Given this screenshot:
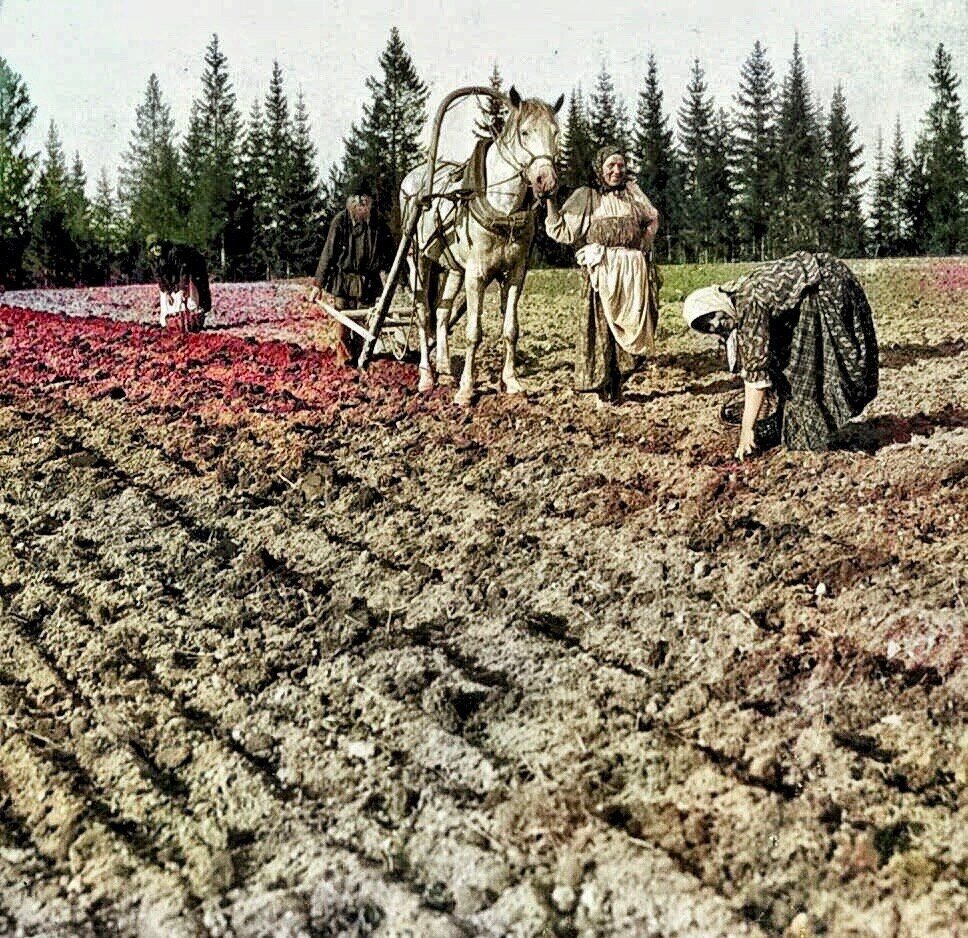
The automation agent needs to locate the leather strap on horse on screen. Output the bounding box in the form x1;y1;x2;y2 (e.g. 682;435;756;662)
461;139;534;236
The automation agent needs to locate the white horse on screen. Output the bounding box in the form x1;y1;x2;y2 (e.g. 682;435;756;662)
400;87;563;405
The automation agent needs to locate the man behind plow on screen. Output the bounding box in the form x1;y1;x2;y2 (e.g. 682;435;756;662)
309;180;395;366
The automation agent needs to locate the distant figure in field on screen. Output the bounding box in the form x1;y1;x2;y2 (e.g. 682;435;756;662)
684;251;879;459
147;235;211;333
309;180;395;366
544;144;661;404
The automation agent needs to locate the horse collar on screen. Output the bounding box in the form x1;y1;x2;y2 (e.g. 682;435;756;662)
462;139;535;236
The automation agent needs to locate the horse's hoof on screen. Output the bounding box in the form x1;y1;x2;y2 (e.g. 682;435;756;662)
438;373;456;387
418;370;435;393
453;388;474;407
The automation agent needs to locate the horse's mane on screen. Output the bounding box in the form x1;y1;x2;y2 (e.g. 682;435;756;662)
501;97;559;138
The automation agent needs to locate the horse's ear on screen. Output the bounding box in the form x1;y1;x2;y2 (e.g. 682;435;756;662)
552;93;565;114
508;86;522;108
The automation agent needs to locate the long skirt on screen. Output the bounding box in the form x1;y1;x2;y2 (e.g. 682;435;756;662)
575;247;660;397
776;257;879;450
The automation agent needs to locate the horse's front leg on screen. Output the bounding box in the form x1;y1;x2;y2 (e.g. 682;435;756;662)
435;268;464;386
500;269;527;395
414;260;435;393
455;272;485;407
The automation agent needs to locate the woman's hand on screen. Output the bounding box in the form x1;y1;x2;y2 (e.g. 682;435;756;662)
735;383;767;460
735;427;757;460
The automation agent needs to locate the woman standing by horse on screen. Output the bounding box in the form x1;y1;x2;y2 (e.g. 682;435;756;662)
545;145;661;404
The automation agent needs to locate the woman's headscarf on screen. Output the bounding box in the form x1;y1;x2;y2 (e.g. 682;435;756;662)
684;285;740;372
596;144;623;172
596;144;627;191
683;286;735;333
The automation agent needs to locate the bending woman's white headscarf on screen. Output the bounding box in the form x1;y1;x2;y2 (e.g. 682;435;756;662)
683;286;740;372
683;286;735;330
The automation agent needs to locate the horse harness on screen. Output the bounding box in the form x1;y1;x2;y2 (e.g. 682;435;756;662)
412;137;548;263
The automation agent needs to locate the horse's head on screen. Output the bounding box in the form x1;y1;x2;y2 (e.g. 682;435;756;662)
499;86;564;199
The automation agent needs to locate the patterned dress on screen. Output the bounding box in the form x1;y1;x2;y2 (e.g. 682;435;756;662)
546;182;660;397
725;252;879;450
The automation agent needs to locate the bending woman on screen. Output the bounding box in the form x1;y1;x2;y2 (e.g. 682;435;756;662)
545;145;661;403
684;251;879;458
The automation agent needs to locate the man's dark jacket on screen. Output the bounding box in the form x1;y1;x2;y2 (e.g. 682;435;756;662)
313;210;394;304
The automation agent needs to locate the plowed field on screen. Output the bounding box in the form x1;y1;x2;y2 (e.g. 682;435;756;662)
0;259;965;937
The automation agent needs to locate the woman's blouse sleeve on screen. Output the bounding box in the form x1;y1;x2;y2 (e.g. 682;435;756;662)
545;187;594;245
735;284;773;388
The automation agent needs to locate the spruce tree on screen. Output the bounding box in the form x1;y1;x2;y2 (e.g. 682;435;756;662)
475;62;507;139
283;92;322;276
708;109;737;260
921;43;967;253
259;61;293;277
886;119;910;254
67;151;97;281
90;168;125;280
905;138;931;253
589;64;628;154
561;87;596;190
237;99;267;278
119;73;184;247
823;85;866;256
319;161;347;224
774;39;825;251
0;56;37;285
340;28;429;232
677;59;717;260
183;34;242;274
733;41;776;259
26;122;79;285
633;54;680;258
869;131;892;256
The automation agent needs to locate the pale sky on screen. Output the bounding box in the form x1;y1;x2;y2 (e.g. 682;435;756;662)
3;0;967;193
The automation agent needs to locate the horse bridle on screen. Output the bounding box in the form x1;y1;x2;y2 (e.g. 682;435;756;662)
492;116;559;186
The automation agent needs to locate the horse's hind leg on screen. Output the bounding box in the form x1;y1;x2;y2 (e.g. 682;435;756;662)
435;267;464;385
500;270;526;394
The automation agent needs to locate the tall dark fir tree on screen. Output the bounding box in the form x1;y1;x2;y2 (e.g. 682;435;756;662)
119;73;185;251
589;64;628;154
823;85;866;257
633;54;681;259
733;41;776;259
475;62;508;139
920;43;967;253
774;39;826;252
340;27;429;233
678;59;733;260
283;92;322;276
869;130;893;256
183;34;242;275
237;98;268;278
561;87;596;190
89;168;125;280
0;56;37;285
258;61;294;277
26;130;94;285
886;119;910;254
905;137;931;254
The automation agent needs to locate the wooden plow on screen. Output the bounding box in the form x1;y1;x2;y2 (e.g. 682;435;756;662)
344;85;502;369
